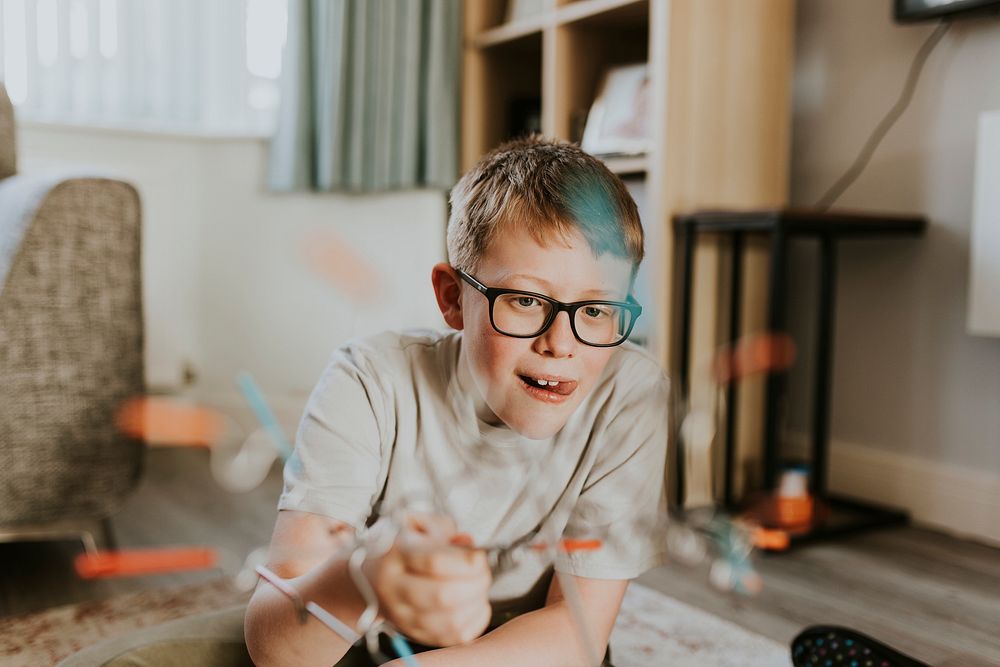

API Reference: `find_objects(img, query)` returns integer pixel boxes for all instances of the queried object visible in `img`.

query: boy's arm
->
[391,574,628,667]
[245,510,493,667]
[244,510,367,667]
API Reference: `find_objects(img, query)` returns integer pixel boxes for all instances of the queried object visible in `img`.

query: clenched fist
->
[363,516,492,647]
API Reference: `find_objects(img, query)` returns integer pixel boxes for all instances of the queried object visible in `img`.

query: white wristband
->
[305,601,361,645]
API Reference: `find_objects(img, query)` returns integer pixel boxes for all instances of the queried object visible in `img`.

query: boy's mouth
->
[517,374,577,401]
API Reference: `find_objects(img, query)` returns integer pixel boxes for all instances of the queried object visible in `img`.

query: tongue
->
[524,376,576,396]
[546,383,574,396]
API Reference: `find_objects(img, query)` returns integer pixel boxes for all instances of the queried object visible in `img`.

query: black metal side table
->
[673,208,926,545]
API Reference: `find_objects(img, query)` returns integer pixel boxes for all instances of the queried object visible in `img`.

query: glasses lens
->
[574,303,635,346]
[493,293,554,336]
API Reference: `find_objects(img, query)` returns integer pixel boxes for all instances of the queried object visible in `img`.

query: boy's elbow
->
[244,588,352,667]
[244,593,281,667]
[244,590,302,667]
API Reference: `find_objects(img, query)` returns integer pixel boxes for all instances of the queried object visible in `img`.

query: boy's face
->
[435,226,635,440]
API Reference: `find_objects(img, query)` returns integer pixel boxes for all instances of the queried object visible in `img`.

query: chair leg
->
[101,517,117,551]
[0,516,115,552]
[78,517,116,553]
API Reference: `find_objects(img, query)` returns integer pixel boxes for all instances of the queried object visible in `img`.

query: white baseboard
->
[788,434,1000,547]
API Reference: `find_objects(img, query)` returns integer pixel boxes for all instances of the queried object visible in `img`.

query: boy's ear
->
[431,263,464,330]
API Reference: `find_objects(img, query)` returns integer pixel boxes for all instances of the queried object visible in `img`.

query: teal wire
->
[236,371,294,461]
[389,633,420,667]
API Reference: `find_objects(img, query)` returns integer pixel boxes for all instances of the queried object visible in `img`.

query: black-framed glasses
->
[456,269,642,348]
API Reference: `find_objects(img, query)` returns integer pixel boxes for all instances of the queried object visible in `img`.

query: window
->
[0,0,288,135]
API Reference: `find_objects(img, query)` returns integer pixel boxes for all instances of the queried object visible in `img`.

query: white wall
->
[788,0,1000,541]
[17,123,447,410]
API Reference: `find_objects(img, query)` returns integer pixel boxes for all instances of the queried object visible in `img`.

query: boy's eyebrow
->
[495,273,624,299]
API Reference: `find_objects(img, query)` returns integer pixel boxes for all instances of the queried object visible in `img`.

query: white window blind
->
[0,0,287,135]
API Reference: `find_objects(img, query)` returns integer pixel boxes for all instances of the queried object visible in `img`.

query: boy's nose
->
[535,311,576,358]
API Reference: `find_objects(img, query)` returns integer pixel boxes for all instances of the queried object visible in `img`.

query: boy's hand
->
[363,515,492,647]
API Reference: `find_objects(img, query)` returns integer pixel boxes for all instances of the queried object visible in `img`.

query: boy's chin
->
[502,413,568,441]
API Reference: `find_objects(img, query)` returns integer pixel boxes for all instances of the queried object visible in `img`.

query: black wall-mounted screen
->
[895,0,1000,22]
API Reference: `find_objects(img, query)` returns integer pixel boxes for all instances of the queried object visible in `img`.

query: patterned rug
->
[0,579,250,667]
[0,578,789,667]
[610,584,789,666]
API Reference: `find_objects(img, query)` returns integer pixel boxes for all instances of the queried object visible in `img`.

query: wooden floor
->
[639,530,1000,666]
[2,448,998,666]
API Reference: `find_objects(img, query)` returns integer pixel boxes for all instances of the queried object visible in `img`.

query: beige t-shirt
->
[279,329,669,609]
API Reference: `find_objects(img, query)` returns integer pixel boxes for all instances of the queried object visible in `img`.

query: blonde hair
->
[447,136,644,274]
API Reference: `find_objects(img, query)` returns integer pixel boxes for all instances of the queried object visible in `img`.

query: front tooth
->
[549,381,559,387]
[536,379,549,386]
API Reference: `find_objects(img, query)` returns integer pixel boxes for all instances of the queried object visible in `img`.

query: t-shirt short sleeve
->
[556,364,670,580]
[278,341,392,528]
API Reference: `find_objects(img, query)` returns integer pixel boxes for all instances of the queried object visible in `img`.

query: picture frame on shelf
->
[581,63,650,157]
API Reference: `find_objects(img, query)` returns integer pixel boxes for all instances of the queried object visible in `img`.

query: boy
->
[245,136,669,666]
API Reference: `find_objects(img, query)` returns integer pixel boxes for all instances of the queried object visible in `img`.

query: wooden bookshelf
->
[462,0,796,506]
[473,16,547,48]
[555,0,650,26]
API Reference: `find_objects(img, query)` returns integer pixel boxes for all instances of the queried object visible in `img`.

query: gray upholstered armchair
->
[0,84,144,550]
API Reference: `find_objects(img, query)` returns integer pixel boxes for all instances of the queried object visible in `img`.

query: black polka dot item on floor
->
[791,626,932,667]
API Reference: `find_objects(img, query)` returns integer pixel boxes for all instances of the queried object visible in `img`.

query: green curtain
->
[268,0,460,193]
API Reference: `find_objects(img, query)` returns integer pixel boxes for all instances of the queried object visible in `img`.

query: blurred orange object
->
[75,547,218,579]
[776,496,815,528]
[557,538,603,553]
[115,396,225,447]
[713,332,797,384]
[743,492,824,537]
[752,527,791,552]
[527,538,603,553]
[300,230,382,304]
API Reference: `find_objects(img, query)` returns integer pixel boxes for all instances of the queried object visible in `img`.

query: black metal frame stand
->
[673,209,925,546]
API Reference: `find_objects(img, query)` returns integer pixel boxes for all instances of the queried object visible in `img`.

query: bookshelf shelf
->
[474,16,548,48]
[555,0,648,27]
